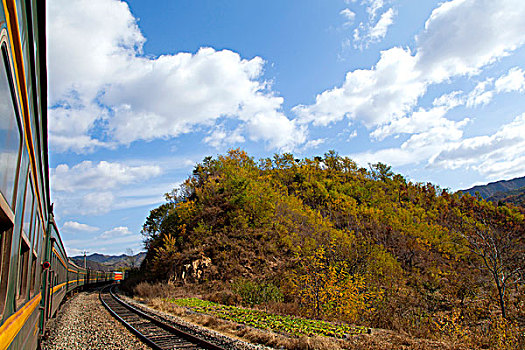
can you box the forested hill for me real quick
[462,176,525,203]
[139,150,524,347]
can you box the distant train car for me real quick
[114,271,124,282]
[0,1,114,349]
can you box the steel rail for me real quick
[100,285,226,350]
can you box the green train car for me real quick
[0,1,113,349]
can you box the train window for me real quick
[0,227,13,318]
[29,206,37,244]
[29,253,36,296]
[17,238,30,305]
[22,179,34,238]
[0,44,22,209]
[32,219,43,291]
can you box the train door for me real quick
[41,267,52,323]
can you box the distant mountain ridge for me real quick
[461,176,525,207]
[71,252,146,271]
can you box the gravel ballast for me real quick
[41,289,150,350]
[41,287,273,350]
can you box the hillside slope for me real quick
[138,150,524,348]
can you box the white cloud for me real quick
[369,8,396,41]
[370,105,469,140]
[100,226,132,239]
[204,125,245,149]
[298,0,525,139]
[352,111,525,181]
[365,0,386,20]
[495,67,525,93]
[245,112,307,151]
[348,130,358,140]
[351,116,470,167]
[51,160,162,215]
[48,0,305,153]
[352,1,396,49]
[80,192,116,216]
[51,161,161,192]
[432,91,465,109]
[49,104,114,153]
[416,0,525,82]
[65,248,85,257]
[62,221,99,232]
[431,113,525,179]
[294,47,423,128]
[439,67,525,110]
[303,138,326,150]
[466,79,494,107]
[340,8,356,27]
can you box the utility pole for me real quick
[82,250,89,269]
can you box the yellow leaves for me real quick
[176,200,197,222]
[289,245,382,323]
[150,233,181,277]
[415,237,431,250]
[155,233,178,257]
[485,316,523,350]
[432,309,470,344]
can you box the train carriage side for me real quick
[66,261,77,293]
[67,260,86,292]
[0,0,117,348]
[78,267,86,288]
[41,220,68,326]
[0,0,49,348]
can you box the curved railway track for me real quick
[100,285,226,350]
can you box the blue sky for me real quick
[46,0,525,255]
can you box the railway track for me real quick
[100,285,226,350]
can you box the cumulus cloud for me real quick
[432,113,525,179]
[100,226,132,239]
[294,47,423,128]
[365,0,386,19]
[351,116,470,167]
[368,8,396,41]
[441,67,525,110]
[48,0,305,153]
[370,105,469,141]
[340,8,356,27]
[51,161,161,192]
[204,125,245,149]
[466,79,494,108]
[352,0,396,49]
[319,0,525,179]
[302,138,326,151]
[51,160,162,215]
[297,0,525,138]
[80,192,116,216]
[495,67,525,93]
[62,221,99,232]
[432,91,465,109]
[351,110,525,181]
[416,0,525,82]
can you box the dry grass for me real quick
[133,281,199,300]
[133,282,523,349]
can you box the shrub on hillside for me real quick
[232,278,283,307]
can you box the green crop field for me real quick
[169,298,367,338]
